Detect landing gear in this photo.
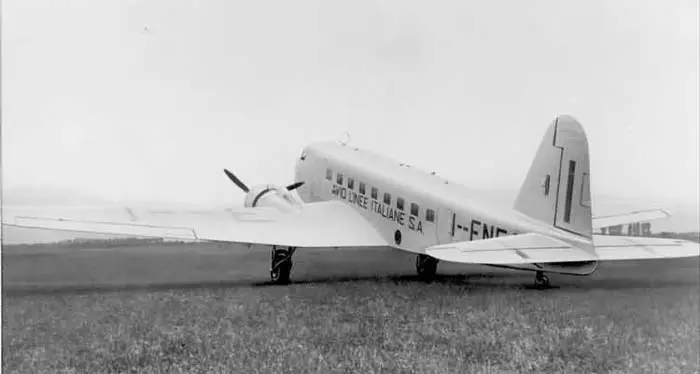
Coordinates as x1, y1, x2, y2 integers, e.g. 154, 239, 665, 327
534, 271, 550, 288
270, 246, 296, 284
416, 254, 439, 280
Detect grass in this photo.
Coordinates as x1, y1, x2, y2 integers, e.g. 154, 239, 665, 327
2, 242, 699, 373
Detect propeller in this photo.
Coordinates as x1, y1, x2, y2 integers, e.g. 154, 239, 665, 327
223, 169, 304, 192
223, 169, 249, 193
285, 181, 305, 191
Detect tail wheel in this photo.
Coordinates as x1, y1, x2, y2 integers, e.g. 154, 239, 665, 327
270, 246, 294, 284
416, 254, 439, 280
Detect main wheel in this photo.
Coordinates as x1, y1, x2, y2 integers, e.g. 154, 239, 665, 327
270, 247, 293, 284
534, 271, 550, 288
416, 254, 439, 280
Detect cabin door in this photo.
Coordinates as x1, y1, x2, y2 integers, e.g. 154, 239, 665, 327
435, 208, 456, 244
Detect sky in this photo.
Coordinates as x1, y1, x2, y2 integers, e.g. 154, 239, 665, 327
2, 0, 698, 208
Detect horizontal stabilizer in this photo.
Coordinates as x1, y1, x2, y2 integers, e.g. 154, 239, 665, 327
592, 209, 670, 229
425, 232, 699, 265
426, 233, 595, 264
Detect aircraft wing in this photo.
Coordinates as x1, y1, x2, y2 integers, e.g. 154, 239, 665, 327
425, 233, 699, 265
2, 201, 391, 248
592, 209, 670, 229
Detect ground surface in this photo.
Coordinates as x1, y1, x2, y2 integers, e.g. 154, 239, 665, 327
2, 242, 699, 373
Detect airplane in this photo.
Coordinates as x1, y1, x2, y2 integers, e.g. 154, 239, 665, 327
3, 115, 698, 287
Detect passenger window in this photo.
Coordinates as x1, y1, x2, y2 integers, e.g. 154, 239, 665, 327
426, 209, 435, 222
397, 197, 405, 210
359, 182, 366, 195
336, 173, 343, 185
371, 187, 378, 199
326, 168, 332, 181
410, 203, 419, 216
348, 178, 354, 190
383, 192, 391, 205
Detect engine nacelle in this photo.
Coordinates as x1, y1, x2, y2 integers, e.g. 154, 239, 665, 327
243, 184, 303, 212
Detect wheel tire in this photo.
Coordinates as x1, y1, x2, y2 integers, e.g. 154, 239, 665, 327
535, 274, 550, 288
416, 254, 438, 281
270, 251, 292, 285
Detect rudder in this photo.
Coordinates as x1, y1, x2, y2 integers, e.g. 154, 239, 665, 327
514, 115, 593, 238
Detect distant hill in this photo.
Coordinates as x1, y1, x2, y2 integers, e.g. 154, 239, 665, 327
652, 232, 700, 243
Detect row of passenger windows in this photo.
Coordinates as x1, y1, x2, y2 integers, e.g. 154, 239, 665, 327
326, 168, 436, 222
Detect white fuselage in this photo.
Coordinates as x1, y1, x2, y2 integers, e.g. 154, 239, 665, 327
295, 143, 597, 275
292, 142, 597, 275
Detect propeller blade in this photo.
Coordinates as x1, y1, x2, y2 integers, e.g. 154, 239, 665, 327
286, 181, 305, 191
223, 169, 249, 193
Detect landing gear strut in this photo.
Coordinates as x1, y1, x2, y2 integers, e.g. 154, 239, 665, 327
416, 254, 439, 280
534, 271, 550, 288
270, 246, 296, 284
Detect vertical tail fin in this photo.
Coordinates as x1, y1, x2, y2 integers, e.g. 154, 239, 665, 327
514, 115, 593, 238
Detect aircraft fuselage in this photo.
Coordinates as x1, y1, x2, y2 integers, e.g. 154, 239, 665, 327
293, 142, 598, 276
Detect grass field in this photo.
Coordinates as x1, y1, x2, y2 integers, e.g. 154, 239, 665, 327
3, 242, 699, 373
